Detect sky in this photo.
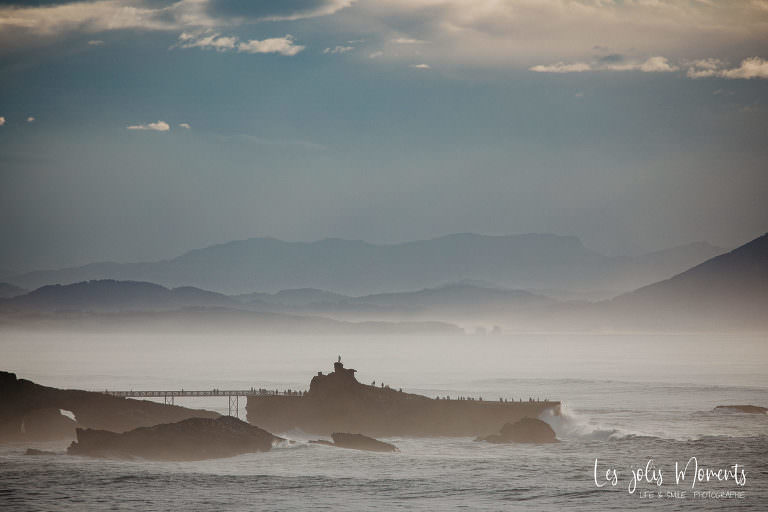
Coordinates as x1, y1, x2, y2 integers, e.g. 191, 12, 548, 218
1, 0, 767, 273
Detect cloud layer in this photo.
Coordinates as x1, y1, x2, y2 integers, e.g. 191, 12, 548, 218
177, 32, 304, 55
530, 55, 768, 80
1, 0, 767, 77
687, 57, 768, 80
531, 56, 679, 74
0, 0, 355, 35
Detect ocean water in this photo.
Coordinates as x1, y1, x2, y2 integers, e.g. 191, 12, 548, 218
1, 331, 767, 510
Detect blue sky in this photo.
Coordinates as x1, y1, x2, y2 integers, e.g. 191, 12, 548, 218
1, 0, 767, 272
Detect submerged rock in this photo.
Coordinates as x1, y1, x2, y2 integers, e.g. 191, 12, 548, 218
67, 416, 283, 461
310, 433, 397, 452
476, 417, 558, 444
714, 405, 767, 414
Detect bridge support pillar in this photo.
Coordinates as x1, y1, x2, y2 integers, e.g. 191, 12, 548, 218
228, 395, 239, 417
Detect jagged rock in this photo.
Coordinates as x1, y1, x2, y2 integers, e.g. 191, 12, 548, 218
0, 371, 218, 443
67, 416, 283, 461
476, 417, 558, 444
11, 408, 76, 441
714, 405, 767, 414
310, 433, 397, 452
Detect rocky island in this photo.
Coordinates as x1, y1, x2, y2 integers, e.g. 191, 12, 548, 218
247, 359, 559, 437
476, 418, 558, 444
310, 432, 397, 452
68, 416, 283, 460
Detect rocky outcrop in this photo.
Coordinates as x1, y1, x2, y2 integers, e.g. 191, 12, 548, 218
247, 360, 560, 437
1, 371, 219, 443
9, 407, 77, 441
67, 416, 283, 461
714, 405, 767, 414
476, 418, 558, 444
311, 433, 397, 452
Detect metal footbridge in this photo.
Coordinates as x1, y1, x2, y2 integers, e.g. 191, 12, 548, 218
102, 388, 306, 417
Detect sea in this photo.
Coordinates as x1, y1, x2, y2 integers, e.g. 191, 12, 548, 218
1, 331, 767, 511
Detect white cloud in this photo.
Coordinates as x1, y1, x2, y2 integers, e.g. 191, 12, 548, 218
238, 35, 304, 56
531, 56, 678, 74
26, 116, 35, 123
127, 120, 170, 132
720, 57, 768, 79
323, 45, 354, 55
0, 117, 5, 126
686, 58, 725, 78
409, 63, 431, 69
179, 123, 191, 129
530, 62, 590, 73
532, 54, 768, 80
177, 32, 304, 56
638, 57, 678, 73
392, 37, 428, 44
369, 50, 384, 59
687, 57, 768, 80
87, 39, 105, 46
178, 32, 237, 51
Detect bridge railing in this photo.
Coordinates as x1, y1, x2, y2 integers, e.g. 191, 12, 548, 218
101, 388, 307, 416
102, 389, 307, 398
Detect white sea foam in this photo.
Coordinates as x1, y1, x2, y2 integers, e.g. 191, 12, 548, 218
59, 409, 76, 422
539, 405, 640, 441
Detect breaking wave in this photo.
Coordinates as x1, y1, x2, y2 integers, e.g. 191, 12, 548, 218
539, 405, 653, 441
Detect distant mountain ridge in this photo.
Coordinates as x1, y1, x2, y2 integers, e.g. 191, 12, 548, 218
0, 280, 236, 313
4, 233, 725, 296
0, 280, 463, 335
604, 233, 768, 329
0, 282, 26, 299
0, 231, 765, 332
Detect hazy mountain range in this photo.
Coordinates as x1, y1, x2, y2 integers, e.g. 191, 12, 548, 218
4, 233, 725, 297
602, 231, 768, 329
1, 232, 765, 332
0, 282, 26, 299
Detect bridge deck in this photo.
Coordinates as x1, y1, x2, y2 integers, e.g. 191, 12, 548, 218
103, 390, 305, 398
102, 389, 306, 416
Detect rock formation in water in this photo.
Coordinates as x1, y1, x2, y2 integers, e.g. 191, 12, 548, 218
67, 416, 283, 461
25, 448, 58, 456
0, 371, 219, 443
247, 359, 560, 437
476, 418, 558, 444
310, 433, 397, 452
714, 405, 767, 414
